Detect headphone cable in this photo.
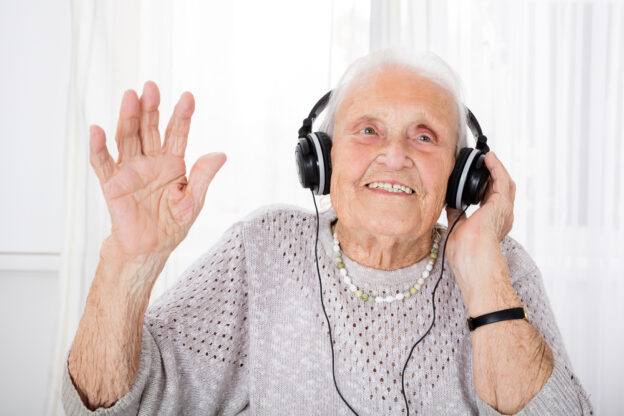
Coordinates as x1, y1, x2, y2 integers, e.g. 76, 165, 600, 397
400, 204, 468, 415
312, 189, 469, 415
312, 190, 360, 415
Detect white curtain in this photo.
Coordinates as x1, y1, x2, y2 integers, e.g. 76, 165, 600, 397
46, 0, 370, 414
370, 0, 624, 413
48, 0, 623, 414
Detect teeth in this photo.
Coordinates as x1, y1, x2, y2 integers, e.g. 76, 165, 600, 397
366, 182, 414, 194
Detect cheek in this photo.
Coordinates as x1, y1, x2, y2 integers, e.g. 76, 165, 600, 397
420, 158, 453, 195
331, 143, 370, 182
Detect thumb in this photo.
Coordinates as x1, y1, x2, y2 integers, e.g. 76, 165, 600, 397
187, 152, 227, 210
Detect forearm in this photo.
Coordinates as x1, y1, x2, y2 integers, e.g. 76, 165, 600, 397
469, 278, 554, 414
451, 246, 554, 414
67, 245, 167, 410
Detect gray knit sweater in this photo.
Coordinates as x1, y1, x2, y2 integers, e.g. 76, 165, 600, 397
62, 204, 594, 415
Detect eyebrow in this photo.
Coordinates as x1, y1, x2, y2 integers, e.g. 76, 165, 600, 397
345, 114, 383, 129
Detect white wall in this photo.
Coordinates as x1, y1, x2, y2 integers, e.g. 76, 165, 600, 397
0, 270, 59, 415
0, 0, 70, 414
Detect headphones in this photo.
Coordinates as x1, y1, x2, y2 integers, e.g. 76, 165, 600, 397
295, 90, 491, 210
298, 90, 492, 415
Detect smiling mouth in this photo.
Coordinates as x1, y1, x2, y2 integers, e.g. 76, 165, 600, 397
365, 182, 415, 194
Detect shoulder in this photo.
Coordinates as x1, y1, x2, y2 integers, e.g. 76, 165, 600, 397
237, 203, 318, 238
204, 204, 316, 247
240, 203, 316, 224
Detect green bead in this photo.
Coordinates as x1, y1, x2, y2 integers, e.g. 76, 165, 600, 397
410, 287, 417, 295
432, 247, 439, 254
369, 296, 375, 302
334, 252, 342, 258
362, 294, 369, 301
404, 292, 411, 298
337, 262, 344, 269
355, 290, 363, 298
430, 252, 438, 259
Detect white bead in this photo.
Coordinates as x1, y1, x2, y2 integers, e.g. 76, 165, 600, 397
417, 277, 425, 285
433, 242, 439, 249
426, 264, 433, 272
395, 293, 404, 300
375, 296, 384, 303
333, 232, 337, 238
384, 295, 394, 302
428, 258, 435, 265
339, 268, 347, 276
343, 276, 351, 285
349, 284, 357, 292
333, 245, 340, 252
414, 283, 422, 290
422, 270, 430, 278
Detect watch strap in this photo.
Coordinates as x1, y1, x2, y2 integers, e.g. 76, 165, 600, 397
467, 306, 528, 331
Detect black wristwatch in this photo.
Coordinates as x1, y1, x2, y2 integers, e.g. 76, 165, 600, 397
467, 306, 529, 331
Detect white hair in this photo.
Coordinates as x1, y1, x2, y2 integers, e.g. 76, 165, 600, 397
319, 49, 468, 158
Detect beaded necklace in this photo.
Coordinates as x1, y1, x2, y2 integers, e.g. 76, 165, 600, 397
331, 223, 441, 303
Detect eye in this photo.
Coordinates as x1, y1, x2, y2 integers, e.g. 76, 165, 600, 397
360, 126, 377, 135
416, 134, 432, 143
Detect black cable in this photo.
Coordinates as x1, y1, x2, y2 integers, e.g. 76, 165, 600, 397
311, 190, 360, 415
312, 188, 470, 415
400, 204, 468, 415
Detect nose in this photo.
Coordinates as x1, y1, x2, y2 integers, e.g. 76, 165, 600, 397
375, 137, 414, 170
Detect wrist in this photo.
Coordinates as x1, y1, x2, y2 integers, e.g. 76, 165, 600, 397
100, 235, 171, 267
446, 234, 500, 270
447, 243, 521, 316
90, 243, 169, 321
466, 278, 522, 317
100, 237, 168, 289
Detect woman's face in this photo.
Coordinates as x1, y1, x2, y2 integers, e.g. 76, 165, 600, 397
329, 67, 458, 239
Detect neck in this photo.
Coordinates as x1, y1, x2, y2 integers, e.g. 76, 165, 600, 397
332, 220, 436, 271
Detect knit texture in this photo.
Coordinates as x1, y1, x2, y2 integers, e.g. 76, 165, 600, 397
62, 204, 594, 415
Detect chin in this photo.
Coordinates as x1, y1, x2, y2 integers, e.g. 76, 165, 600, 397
358, 211, 419, 236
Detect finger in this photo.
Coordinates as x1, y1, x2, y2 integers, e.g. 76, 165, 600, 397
163, 92, 195, 157
484, 152, 514, 198
114, 90, 142, 162
89, 125, 116, 183
481, 177, 495, 203
139, 81, 161, 156
187, 152, 227, 210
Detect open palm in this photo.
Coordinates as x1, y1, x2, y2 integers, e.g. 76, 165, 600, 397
90, 81, 226, 261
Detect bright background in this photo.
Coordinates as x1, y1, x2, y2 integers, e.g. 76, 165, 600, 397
0, 0, 622, 414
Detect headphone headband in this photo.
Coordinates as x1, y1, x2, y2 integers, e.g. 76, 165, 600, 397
298, 91, 332, 138
465, 106, 489, 153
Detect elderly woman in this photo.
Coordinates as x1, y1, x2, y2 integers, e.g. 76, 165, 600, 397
63, 51, 593, 415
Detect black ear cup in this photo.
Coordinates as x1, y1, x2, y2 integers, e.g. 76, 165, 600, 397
295, 131, 333, 195
446, 148, 471, 208
445, 148, 490, 210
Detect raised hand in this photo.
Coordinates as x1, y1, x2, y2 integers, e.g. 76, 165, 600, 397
89, 81, 226, 263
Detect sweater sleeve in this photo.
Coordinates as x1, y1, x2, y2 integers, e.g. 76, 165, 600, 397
474, 240, 595, 415
62, 220, 250, 416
